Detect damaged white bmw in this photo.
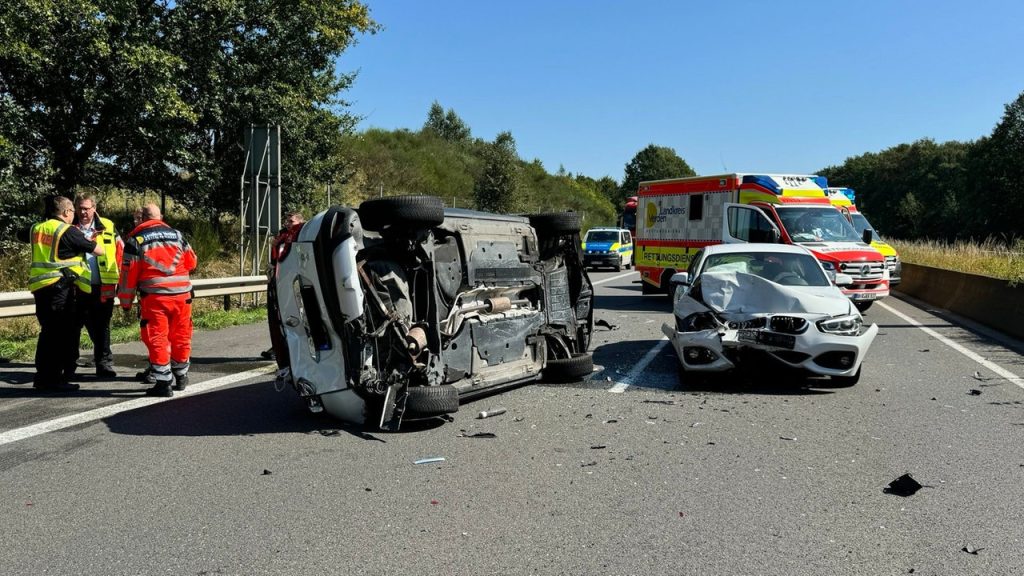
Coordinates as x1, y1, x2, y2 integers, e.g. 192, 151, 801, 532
269, 196, 595, 430
661, 243, 878, 385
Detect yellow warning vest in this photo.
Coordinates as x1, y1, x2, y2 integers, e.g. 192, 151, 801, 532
93, 216, 120, 285
28, 219, 92, 293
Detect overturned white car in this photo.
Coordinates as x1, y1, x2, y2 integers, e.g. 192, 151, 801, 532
269, 196, 595, 430
662, 243, 878, 385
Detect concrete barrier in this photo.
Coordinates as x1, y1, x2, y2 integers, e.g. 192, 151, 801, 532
895, 263, 1024, 340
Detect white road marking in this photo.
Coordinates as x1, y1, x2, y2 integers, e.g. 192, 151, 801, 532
877, 301, 1023, 390
0, 365, 276, 447
591, 271, 637, 286
608, 336, 670, 393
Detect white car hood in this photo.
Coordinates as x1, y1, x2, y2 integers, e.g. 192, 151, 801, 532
678, 270, 853, 321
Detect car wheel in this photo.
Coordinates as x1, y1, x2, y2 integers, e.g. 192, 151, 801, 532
404, 384, 459, 418
831, 366, 861, 387
544, 352, 594, 383
854, 301, 873, 312
359, 195, 445, 232
527, 212, 581, 236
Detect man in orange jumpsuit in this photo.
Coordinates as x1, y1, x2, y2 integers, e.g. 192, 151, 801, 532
118, 203, 198, 397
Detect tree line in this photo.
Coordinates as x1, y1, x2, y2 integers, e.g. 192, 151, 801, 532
1, 1, 1019, 245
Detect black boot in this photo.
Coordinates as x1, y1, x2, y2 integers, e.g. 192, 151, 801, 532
144, 382, 173, 397
173, 374, 189, 391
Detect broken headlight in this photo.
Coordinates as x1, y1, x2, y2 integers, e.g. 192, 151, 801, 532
816, 314, 862, 336
770, 316, 808, 334
677, 311, 719, 333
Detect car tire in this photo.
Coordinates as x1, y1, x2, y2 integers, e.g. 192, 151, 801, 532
544, 352, 594, 383
854, 301, 873, 312
831, 366, 861, 387
404, 384, 459, 418
641, 280, 656, 295
359, 195, 445, 232
527, 212, 581, 236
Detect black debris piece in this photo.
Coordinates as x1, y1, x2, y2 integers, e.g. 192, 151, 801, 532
919, 349, 929, 353
595, 319, 619, 331
973, 371, 983, 380
262, 469, 272, 476
642, 400, 676, 405
590, 445, 607, 450
365, 488, 372, 492
581, 461, 598, 467
603, 419, 618, 424
968, 389, 982, 396
318, 429, 341, 436
779, 436, 797, 441
513, 417, 524, 422
884, 474, 923, 497
458, 432, 497, 439
961, 545, 983, 555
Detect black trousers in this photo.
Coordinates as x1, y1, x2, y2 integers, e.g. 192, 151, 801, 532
76, 287, 114, 368
33, 281, 80, 384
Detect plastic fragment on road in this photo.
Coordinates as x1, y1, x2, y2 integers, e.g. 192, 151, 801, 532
779, 436, 797, 441
477, 407, 506, 419
884, 473, 923, 497
261, 469, 272, 475
968, 389, 982, 396
415, 457, 446, 465
458, 432, 496, 439
961, 545, 983, 555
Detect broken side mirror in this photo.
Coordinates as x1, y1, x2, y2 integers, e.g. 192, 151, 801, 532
862, 228, 873, 244
834, 273, 854, 287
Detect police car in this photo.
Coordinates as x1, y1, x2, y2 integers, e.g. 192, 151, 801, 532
581, 227, 633, 271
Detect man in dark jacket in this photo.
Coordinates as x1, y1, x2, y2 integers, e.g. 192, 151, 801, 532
20, 195, 105, 391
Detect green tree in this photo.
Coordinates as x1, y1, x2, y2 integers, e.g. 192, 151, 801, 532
0, 0, 194, 195
474, 132, 521, 213
964, 91, 1024, 239
618, 144, 695, 206
423, 101, 471, 143
0, 0, 377, 219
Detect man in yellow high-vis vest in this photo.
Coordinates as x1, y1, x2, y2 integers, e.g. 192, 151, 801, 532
73, 192, 123, 378
19, 195, 105, 391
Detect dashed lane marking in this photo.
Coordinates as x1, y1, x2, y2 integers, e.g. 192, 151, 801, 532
591, 271, 637, 286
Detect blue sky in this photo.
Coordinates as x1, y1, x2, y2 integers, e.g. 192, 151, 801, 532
339, 1, 1024, 181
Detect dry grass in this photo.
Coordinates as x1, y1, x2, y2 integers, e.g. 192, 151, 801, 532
891, 238, 1024, 285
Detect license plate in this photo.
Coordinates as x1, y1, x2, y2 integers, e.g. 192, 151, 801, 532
851, 292, 877, 301
737, 329, 796, 349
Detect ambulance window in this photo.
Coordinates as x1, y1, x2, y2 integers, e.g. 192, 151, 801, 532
689, 194, 704, 221
728, 206, 775, 242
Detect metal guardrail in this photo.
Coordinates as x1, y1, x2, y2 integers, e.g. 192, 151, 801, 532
0, 276, 268, 319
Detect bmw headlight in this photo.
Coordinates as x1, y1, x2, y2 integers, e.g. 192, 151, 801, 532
816, 314, 862, 336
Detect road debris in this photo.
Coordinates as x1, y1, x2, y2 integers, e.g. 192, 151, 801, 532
595, 319, 619, 330
581, 461, 597, 467
973, 371, 983, 380
603, 419, 618, 424
477, 407, 507, 419
590, 445, 607, 450
884, 473, 923, 497
968, 389, 982, 396
779, 436, 797, 441
642, 399, 676, 405
458, 432, 497, 439
415, 457, 446, 465
261, 469, 272, 475
961, 545, 983, 555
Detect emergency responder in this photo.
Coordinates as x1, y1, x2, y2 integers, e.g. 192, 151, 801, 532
19, 195, 105, 391
73, 192, 123, 377
263, 211, 304, 382
119, 203, 197, 397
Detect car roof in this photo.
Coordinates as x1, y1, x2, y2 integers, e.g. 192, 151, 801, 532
702, 243, 816, 257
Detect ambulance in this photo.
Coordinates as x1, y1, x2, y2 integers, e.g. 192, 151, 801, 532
826, 187, 901, 286
635, 173, 889, 310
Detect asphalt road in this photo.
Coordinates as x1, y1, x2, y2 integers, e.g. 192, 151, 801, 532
2, 270, 1023, 575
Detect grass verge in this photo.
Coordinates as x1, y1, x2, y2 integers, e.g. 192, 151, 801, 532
891, 238, 1024, 286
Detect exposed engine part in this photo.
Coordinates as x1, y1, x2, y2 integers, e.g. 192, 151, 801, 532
406, 325, 428, 356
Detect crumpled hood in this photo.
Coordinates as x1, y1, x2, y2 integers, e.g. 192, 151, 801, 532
682, 270, 853, 321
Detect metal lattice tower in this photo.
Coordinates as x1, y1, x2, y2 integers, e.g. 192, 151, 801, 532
240, 125, 282, 281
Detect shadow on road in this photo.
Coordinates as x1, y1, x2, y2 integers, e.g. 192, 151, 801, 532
593, 293, 673, 313
102, 380, 451, 439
